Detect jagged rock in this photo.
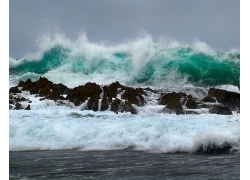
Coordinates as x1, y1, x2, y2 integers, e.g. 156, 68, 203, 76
55, 83, 70, 94
66, 82, 102, 106
209, 104, 232, 115
202, 96, 216, 103
14, 102, 23, 110
9, 87, 21, 94
119, 100, 137, 114
9, 105, 14, 110
159, 92, 187, 106
207, 88, 240, 111
103, 81, 124, 98
159, 92, 187, 114
110, 98, 137, 114
18, 77, 67, 101
100, 97, 109, 111
185, 98, 198, 109
10, 77, 239, 115
25, 105, 31, 110
121, 87, 146, 106
9, 99, 15, 105
111, 98, 122, 113
87, 95, 100, 111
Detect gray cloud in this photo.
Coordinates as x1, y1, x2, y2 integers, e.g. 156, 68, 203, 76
10, 0, 239, 58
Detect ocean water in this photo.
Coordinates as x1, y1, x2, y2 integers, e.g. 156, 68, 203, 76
9, 34, 240, 179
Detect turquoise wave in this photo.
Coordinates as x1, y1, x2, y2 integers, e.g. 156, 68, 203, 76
9, 43, 240, 88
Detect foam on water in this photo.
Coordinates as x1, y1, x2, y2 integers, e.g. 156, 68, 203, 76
9, 101, 240, 153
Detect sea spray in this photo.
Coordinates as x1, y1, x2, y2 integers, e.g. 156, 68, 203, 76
9, 33, 240, 89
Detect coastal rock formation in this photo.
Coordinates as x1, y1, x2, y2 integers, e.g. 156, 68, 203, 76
9, 77, 240, 115
11, 77, 146, 114
9, 94, 32, 110
206, 88, 240, 112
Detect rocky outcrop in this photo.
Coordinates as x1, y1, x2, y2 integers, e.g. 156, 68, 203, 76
9, 77, 240, 115
158, 88, 239, 115
208, 104, 232, 115
10, 77, 146, 114
206, 88, 240, 113
18, 77, 67, 100
159, 92, 187, 114
9, 94, 32, 110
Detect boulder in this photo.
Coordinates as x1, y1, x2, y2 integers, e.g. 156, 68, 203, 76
9, 87, 21, 94
100, 97, 109, 111
209, 104, 232, 115
185, 98, 198, 109
159, 92, 187, 114
207, 88, 240, 111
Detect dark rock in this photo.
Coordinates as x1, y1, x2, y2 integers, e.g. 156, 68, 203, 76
209, 104, 232, 115
196, 142, 233, 154
159, 92, 187, 106
15, 102, 23, 110
9, 105, 14, 110
17, 77, 66, 101
121, 87, 146, 106
9, 87, 21, 94
87, 95, 100, 111
119, 100, 137, 114
100, 97, 109, 111
186, 98, 198, 109
111, 98, 122, 113
103, 81, 124, 98
18, 79, 33, 90
55, 83, 70, 94
159, 92, 186, 114
202, 96, 216, 103
25, 105, 31, 110
207, 88, 240, 111
9, 99, 15, 105
67, 82, 102, 106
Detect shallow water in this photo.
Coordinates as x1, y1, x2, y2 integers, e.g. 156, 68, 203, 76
9, 149, 240, 180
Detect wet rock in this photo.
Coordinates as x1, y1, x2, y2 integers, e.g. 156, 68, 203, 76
9, 99, 15, 105
100, 97, 109, 111
202, 96, 216, 103
14, 102, 23, 110
103, 81, 124, 98
25, 105, 31, 110
111, 98, 121, 113
66, 82, 102, 106
185, 98, 198, 109
121, 87, 146, 106
209, 104, 232, 115
196, 142, 233, 154
159, 92, 187, 106
18, 77, 67, 101
207, 88, 240, 111
87, 95, 100, 111
110, 98, 137, 114
9, 87, 21, 94
159, 92, 187, 114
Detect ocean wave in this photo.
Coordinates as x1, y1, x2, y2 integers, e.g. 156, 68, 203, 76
9, 33, 240, 88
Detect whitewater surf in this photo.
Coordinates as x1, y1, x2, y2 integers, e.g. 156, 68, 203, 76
9, 34, 240, 179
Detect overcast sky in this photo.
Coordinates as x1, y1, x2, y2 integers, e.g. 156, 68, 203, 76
9, 0, 240, 58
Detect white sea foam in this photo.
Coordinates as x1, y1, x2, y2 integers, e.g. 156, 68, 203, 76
9, 99, 240, 153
